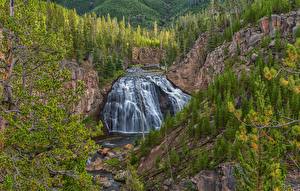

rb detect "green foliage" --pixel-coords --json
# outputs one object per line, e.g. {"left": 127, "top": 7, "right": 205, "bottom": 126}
{"left": 243, "top": 0, "right": 291, "bottom": 23}
{"left": 228, "top": 40, "right": 300, "bottom": 190}
{"left": 192, "top": 150, "right": 209, "bottom": 173}
{"left": 2, "top": 0, "right": 179, "bottom": 83}
{"left": 0, "top": 1, "right": 100, "bottom": 190}
{"left": 105, "top": 158, "right": 121, "bottom": 167}
{"left": 140, "top": 130, "right": 161, "bottom": 157}
{"left": 130, "top": 152, "right": 139, "bottom": 165}
{"left": 169, "top": 149, "right": 180, "bottom": 167}
{"left": 138, "top": 36, "right": 299, "bottom": 189}
{"left": 84, "top": 119, "right": 104, "bottom": 138}
{"left": 92, "top": 0, "right": 160, "bottom": 27}
{"left": 55, "top": 0, "right": 210, "bottom": 28}
{"left": 126, "top": 164, "right": 145, "bottom": 191}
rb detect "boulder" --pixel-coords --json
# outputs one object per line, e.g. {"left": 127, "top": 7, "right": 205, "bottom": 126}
{"left": 124, "top": 144, "right": 134, "bottom": 150}
{"left": 287, "top": 16, "right": 295, "bottom": 26}
{"left": 114, "top": 170, "right": 127, "bottom": 182}
{"left": 94, "top": 175, "right": 112, "bottom": 188}
{"left": 98, "top": 148, "right": 110, "bottom": 156}
{"left": 249, "top": 33, "right": 264, "bottom": 46}
{"left": 107, "top": 150, "right": 117, "bottom": 158}
{"left": 259, "top": 17, "right": 270, "bottom": 34}
{"left": 191, "top": 163, "right": 236, "bottom": 191}
{"left": 86, "top": 158, "right": 104, "bottom": 171}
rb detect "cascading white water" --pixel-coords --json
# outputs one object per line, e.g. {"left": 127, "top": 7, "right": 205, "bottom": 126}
{"left": 102, "top": 68, "right": 190, "bottom": 133}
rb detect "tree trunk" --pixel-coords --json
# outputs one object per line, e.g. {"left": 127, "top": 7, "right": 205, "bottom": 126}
{"left": 10, "top": 0, "right": 14, "bottom": 17}
{"left": 2, "top": 0, "right": 15, "bottom": 109}
{"left": 257, "top": 130, "right": 263, "bottom": 191}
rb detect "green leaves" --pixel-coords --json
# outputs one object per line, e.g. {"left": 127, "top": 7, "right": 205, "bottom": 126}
{"left": 263, "top": 67, "right": 277, "bottom": 80}
{"left": 0, "top": 1, "right": 101, "bottom": 190}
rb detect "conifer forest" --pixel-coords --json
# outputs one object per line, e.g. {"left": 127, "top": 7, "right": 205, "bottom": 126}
{"left": 0, "top": 0, "right": 299, "bottom": 190}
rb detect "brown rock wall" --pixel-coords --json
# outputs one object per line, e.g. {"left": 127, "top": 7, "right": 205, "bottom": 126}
{"left": 167, "top": 10, "right": 300, "bottom": 93}
{"left": 132, "top": 47, "right": 165, "bottom": 66}
{"left": 62, "top": 60, "right": 103, "bottom": 119}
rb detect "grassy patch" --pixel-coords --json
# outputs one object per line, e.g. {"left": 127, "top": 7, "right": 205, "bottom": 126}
{"left": 105, "top": 158, "right": 121, "bottom": 167}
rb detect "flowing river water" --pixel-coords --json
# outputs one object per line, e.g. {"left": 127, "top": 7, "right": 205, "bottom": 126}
{"left": 87, "top": 67, "right": 190, "bottom": 190}
{"left": 102, "top": 67, "right": 190, "bottom": 133}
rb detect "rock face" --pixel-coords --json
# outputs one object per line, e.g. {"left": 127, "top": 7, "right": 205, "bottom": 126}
{"left": 167, "top": 10, "right": 300, "bottom": 93}
{"left": 191, "top": 163, "right": 236, "bottom": 191}
{"left": 132, "top": 47, "right": 166, "bottom": 66}
{"left": 86, "top": 158, "right": 104, "bottom": 171}
{"left": 62, "top": 60, "right": 102, "bottom": 118}
{"left": 167, "top": 33, "right": 208, "bottom": 93}
{"left": 0, "top": 117, "right": 5, "bottom": 131}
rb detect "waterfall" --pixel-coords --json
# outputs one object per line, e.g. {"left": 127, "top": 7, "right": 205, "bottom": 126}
{"left": 102, "top": 68, "right": 190, "bottom": 133}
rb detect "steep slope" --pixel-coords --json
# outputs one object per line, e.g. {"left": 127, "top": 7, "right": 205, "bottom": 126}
{"left": 54, "top": 0, "right": 106, "bottom": 14}
{"left": 92, "top": 0, "right": 160, "bottom": 27}
{"left": 53, "top": 0, "right": 210, "bottom": 27}
{"left": 167, "top": 11, "right": 300, "bottom": 93}
{"left": 133, "top": 10, "right": 300, "bottom": 191}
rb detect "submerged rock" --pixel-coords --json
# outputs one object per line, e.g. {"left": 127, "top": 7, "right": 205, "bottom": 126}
{"left": 98, "top": 148, "right": 110, "bottom": 156}
{"left": 114, "top": 170, "right": 127, "bottom": 182}
{"left": 124, "top": 144, "right": 134, "bottom": 150}
{"left": 94, "top": 175, "right": 112, "bottom": 188}
{"left": 86, "top": 158, "right": 104, "bottom": 171}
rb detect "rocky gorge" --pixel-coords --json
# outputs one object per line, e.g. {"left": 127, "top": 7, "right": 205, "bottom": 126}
{"left": 61, "top": 10, "right": 300, "bottom": 191}
{"left": 167, "top": 10, "right": 300, "bottom": 93}
{"left": 137, "top": 10, "right": 300, "bottom": 191}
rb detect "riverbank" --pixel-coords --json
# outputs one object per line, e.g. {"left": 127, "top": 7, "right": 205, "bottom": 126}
{"left": 87, "top": 134, "right": 141, "bottom": 190}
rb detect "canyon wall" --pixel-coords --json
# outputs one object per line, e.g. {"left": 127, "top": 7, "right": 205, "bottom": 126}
{"left": 167, "top": 10, "right": 300, "bottom": 93}
{"left": 63, "top": 60, "right": 105, "bottom": 119}
{"left": 132, "top": 47, "right": 166, "bottom": 67}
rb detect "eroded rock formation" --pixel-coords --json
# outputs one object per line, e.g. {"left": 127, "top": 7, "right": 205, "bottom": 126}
{"left": 62, "top": 60, "right": 103, "bottom": 118}
{"left": 167, "top": 10, "right": 300, "bottom": 93}
{"left": 191, "top": 163, "right": 236, "bottom": 191}
{"left": 132, "top": 47, "right": 166, "bottom": 66}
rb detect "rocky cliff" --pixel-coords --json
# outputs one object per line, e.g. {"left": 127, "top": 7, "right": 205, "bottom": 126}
{"left": 132, "top": 47, "right": 166, "bottom": 67}
{"left": 140, "top": 9, "right": 300, "bottom": 191}
{"left": 167, "top": 10, "right": 300, "bottom": 93}
{"left": 63, "top": 60, "right": 105, "bottom": 119}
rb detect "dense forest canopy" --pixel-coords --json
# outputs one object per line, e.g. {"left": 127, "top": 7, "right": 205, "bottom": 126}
{"left": 53, "top": 0, "right": 210, "bottom": 27}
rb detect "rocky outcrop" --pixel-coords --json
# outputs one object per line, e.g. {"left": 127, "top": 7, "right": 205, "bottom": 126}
{"left": 167, "top": 33, "right": 208, "bottom": 93}
{"left": 167, "top": 10, "right": 300, "bottom": 93}
{"left": 132, "top": 47, "right": 166, "bottom": 66}
{"left": 0, "top": 117, "right": 5, "bottom": 132}
{"left": 140, "top": 10, "right": 300, "bottom": 191}
{"left": 229, "top": 10, "right": 300, "bottom": 56}
{"left": 191, "top": 163, "right": 236, "bottom": 191}
{"left": 62, "top": 60, "right": 103, "bottom": 118}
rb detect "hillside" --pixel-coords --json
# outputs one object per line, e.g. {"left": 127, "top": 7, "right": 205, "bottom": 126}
{"left": 135, "top": 10, "right": 300, "bottom": 190}
{"left": 54, "top": 0, "right": 210, "bottom": 27}
{"left": 0, "top": 0, "right": 300, "bottom": 191}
